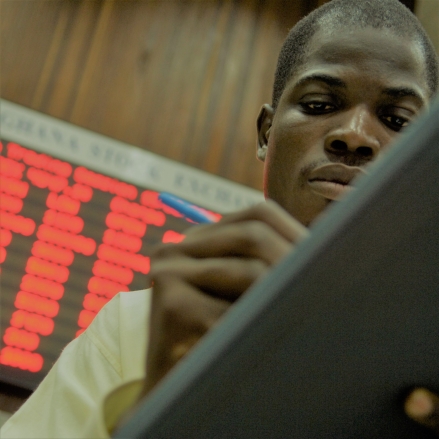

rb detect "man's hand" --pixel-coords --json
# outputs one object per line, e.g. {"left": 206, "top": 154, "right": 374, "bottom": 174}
{"left": 405, "top": 388, "right": 439, "bottom": 435}
{"left": 141, "top": 200, "right": 308, "bottom": 397}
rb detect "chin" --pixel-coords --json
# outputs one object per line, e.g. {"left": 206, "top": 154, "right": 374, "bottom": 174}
{"left": 287, "top": 194, "right": 328, "bottom": 226}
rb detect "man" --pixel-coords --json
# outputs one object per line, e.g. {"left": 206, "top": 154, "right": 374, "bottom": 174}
{"left": 1, "top": 0, "right": 438, "bottom": 437}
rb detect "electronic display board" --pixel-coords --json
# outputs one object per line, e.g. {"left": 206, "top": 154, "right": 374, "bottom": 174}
{"left": 0, "top": 100, "right": 263, "bottom": 390}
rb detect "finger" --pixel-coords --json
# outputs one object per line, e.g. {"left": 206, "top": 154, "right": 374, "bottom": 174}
{"left": 187, "top": 200, "right": 309, "bottom": 244}
{"left": 151, "top": 255, "right": 269, "bottom": 300}
{"left": 145, "top": 278, "right": 230, "bottom": 391}
{"left": 154, "top": 277, "right": 231, "bottom": 335}
{"left": 404, "top": 388, "right": 439, "bottom": 434}
{"left": 167, "top": 220, "right": 294, "bottom": 265}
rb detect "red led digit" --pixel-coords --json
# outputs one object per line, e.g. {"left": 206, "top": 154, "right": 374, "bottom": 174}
{"left": 49, "top": 175, "right": 69, "bottom": 192}
{"left": 102, "top": 229, "right": 142, "bottom": 252}
{"left": 6, "top": 143, "right": 25, "bottom": 161}
{"left": 87, "top": 276, "right": 128, "bottom": 299}
{"left": 77, "top": 310, "right": 96, "bottom": 329}
{"left": 31, "top": 241, "right": 74, "bottom": 266}
{"left": 97, "top": 244, "right": 150, "bottom": 274}
{"left": 117, "top": 181, "right": 137, "bottom": 200}
{"left": 142, "top": 202, "right": 162, "bottom": 225}
{"left": 105, "top": 212, "right": 146, "bottom": 237}
{"left": 10, "top": 310, "right": 54, "bottom": 336}
{"left": 0, "top": 346, "right": 43, "bottom": 372}
{"left": 0, "top": 193, "right": 23, "bottom": 214}
{"left": 0, "top": 229, "right": 12, "bottom": 247}
{"left": 110, "top": 196, "right": 166, "bottom": 226}
{"left": 6, "top": 143, "right": 73, "bottom": 178}
{"left": 37, "top": 225, "right": 96, "bottom": 256}
{"left": 74, "top": 167, "right": 137, "bottom": 200}
{"left": 0, "top": 157, "right": 25, "bottom": 179}
{"left": 0, "top": 211, "right": 35, "bottom": 236}
{"left": 0, "top": 175, "right": 29, "bottom": 198}
{"left": 15, "top": 291, "right": 60, "bottom": 318}
{"left": 63, "top": 184, "right": 93, "bottom": 202}
{"left": 27, "top": 168, "right": 68, "bottom": 192}
{"left": 10, "top": 311, "right": 29, "bottom": 329}
{"left": 140, "top": 190, "right": 162, "bottom": 209}
{"left": 20, "top": 274, "right": 64, "bottom": 300}
{"left": 3, "top": 327, "right": 40, "bottom": 351}
{"left": 92, "top": 260, "right": 133, "bottom": 284}
{"left": 22, "top": 150, "right": 50, "bottom": 170}
{"left": 82, "top": 293, "right": 109, "bottom": 313}
{"left": 42, "top": 209, "right": 84, "bottom": 234}
{"left": 25, "top": 256, "right": 70, "bottom": 283}
{"left": 41, "top": 210, "right": 56, "bottom": 226}
{"left": 162, "top": 230, "right": 185, "bottom": 243}
{"left": 110, "top": 197, "right": 135, "bottom": 215}
{"left": 46, "top": 193, "right": 80, "bottom": 215}
{"left": 46, "top": 159, "right": 72, "bottom": 178}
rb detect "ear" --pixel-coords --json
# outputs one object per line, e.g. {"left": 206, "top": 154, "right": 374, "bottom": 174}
{"left": 256, "top": 104, "right": 274, "bottom": 162}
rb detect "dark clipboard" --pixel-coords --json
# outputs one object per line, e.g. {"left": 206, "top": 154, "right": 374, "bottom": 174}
{"left": 114, "top": 98, "right": 439, "bottom": 439}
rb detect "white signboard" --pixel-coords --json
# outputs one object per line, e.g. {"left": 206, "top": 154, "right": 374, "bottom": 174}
{"left": 0, "top": 100, "right": 264, "bottom": 213}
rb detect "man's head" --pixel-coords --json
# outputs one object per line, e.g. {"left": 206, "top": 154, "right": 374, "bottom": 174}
{"left": 257, "top": 0, "right": 438, "bottom": 226}
{"left": 273, "top": 0, "right": 438, "bottom": 110}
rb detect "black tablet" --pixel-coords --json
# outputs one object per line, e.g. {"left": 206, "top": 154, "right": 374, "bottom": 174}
{"left": 114, "top": 98, "right": 439, "bottom": 439}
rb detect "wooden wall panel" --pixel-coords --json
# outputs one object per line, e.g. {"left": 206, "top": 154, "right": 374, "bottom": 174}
{"left": 1, "top": 0, "right": 307, "bottom": 192}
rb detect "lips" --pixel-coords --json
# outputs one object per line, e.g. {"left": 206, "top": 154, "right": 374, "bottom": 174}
{"left": 307, "top": 163, "right": 368, "bottom": 201}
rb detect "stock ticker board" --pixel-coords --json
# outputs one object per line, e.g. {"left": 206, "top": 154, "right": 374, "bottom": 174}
{"left": 0, "top": 101, "right": 263, "bottom": 390}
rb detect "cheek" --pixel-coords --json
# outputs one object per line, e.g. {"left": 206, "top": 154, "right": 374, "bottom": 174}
{"left": 263, "top": 117, "right": 329, "bottom": 213}
{"left": 275, "top": 109, "right": 328, "bottom": 150}
{"left": 266, "top": 119, "right": 324, "bottom": 177}
{"left": 263, "top": 132, "right": 306, "bottom": 202}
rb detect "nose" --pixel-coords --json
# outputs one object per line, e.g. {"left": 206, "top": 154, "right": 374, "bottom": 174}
{"left": 324, "top": 106, "right": 381, "bottom": 162}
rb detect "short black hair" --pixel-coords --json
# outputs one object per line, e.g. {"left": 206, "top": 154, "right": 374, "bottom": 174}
{"left": 272, "top": 0, "right": 439, "bottom": 109}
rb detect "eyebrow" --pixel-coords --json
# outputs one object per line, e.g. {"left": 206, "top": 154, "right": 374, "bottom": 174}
{"left": 382, "top": 87, "right": 425, "bottom": 104}
{"left": 294, "top": 74, "right": 347, "bottom": 89}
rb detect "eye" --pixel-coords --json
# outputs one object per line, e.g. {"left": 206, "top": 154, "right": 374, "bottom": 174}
{"left": 381, "top": 114, "right": 410, "bottom": 132}
{"left": 300, "top": 101, "right": 336, "bottom": 114}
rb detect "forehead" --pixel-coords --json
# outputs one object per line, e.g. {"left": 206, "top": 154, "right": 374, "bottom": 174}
{"left": 293, "top": 27, "right": 428, "bottom": 93}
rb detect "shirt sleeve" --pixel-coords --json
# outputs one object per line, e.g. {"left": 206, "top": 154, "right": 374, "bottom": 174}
{"left": 0, "top": 290, "right": 150, "bottom": 439}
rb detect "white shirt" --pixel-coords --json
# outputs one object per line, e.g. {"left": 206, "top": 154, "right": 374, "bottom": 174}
{"left": 1, "top": 289, "right": 151, "bottom": 438}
